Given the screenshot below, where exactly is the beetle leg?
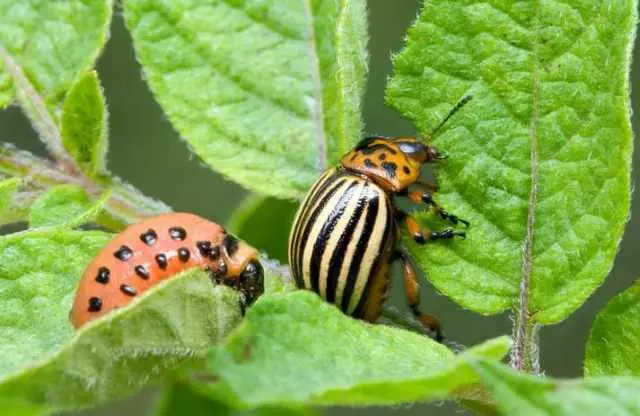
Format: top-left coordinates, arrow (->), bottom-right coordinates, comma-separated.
396,210 -> 466,244
405,187 -> 469,228
395,250 -> 443,342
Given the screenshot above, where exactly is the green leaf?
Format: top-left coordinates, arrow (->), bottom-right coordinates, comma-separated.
61,70 -> 108,178
206,291 -> 511,408
584,280 -> 640,376
0,177 -> 22,224
155,380 -> 318,416
472,360 -> 640,415
387,0 -> 636,325
227,195 -> 299,264
0,229 -> 244,411
0,1 -> 113,111
28,185 -> 111,228
0,229 -> 111,379
124,0 -> 368,199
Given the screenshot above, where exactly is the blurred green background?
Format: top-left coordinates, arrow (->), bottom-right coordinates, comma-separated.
1,1 -> 638,415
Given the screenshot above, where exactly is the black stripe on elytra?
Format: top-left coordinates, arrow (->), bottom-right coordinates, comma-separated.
294,176 -> 346,287
359,143 -> 398,155
325,182 -> 368,303
340,191 -> 380,313
353,196 -> 394,318
223,234 -> 239,256
291,170 -> 338,278
309,181 -> 359,293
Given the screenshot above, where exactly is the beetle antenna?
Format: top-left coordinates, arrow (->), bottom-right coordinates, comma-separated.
427,95 -> 473,138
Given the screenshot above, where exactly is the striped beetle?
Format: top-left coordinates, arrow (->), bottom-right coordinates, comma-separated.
288,97 -> 471,341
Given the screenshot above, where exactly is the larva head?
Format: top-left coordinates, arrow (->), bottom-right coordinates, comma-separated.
217,234 -> 264,307
340,136 -> 438,192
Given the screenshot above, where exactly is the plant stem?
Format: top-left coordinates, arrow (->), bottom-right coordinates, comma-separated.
0,143 -> 171,229
510,314 -> 540,373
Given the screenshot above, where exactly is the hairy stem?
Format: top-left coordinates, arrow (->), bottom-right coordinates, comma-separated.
0,143 -> 171,229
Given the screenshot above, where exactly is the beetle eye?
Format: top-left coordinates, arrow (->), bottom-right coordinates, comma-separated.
240,261 -> 264,287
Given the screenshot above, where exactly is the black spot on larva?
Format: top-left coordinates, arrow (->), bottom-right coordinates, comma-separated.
403,166 -> 411,175
120,284 -> 137,296
155,253 -> 168,269
114,245 -> 133,261
381,161 -> 398,179
135,265 -> 150,280
223,234 -> 239,256
378,153 -> 387,161
88,297 -> 102,312
364,158 -> 377,168
169,226 -> 187,240
209,246 -> 221,260
178,247 -> 190,262
95,267 -> 110,284
196,241 -> 212,256
140,229 -> 158,245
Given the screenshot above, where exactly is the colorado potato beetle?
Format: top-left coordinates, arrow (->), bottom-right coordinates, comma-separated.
71,213 -> 264,328
288,97 -> 472,341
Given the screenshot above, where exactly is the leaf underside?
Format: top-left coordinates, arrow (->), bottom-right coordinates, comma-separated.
388,0 -> 636,323
473,360 -> 640,415
206,291 -> 511,408
584,280 -> 640,376
124,0 -> 368,199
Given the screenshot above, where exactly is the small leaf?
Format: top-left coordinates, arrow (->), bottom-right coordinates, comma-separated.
0,177 -> 22,224
387,0 -> 637,325
0,1 -> 114,111
155,380 -> 318,416
227,195 -> 298,264
472,360 -> 640,415
585,280 -> 640,376
206,291 -> 511,408
28,185 -> 111,228
61,70 -> 108,178
124,0 -> 368,199
0,229 -> 244,412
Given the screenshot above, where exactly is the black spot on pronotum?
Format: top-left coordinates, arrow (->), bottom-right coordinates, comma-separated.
155,253 -> 168,270
95,267 -> 110,284
178,247 -> 190,262
403,166 -> 411,175
223,234 -> 239,256
114,245 -> 133,261
140,229 -> 158,245
364,158 -> 377,168
209,246 -> 221,260
120,284 -> 137,296
381,161 -> 398,179
169,226 -> 187,240
88,297 -> 102,312
135,265 -> 150,280
196,241 -> 211,256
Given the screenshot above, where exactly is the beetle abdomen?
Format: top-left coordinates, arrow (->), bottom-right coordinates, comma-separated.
288,168 -> 394,317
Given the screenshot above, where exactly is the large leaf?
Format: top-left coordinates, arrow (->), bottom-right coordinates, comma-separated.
472,360 -> 640,415
585,280 -> 640,376
61,70 -> 109,178
227,195 -> 298,264
0,229 -> 245,412
387,0 -> 636,325
0,0 -> 113,111
124,0 -> 368,199
205,291 -> 511,408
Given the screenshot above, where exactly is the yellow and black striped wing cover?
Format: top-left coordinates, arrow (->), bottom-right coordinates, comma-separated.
288,168 -> 394,318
